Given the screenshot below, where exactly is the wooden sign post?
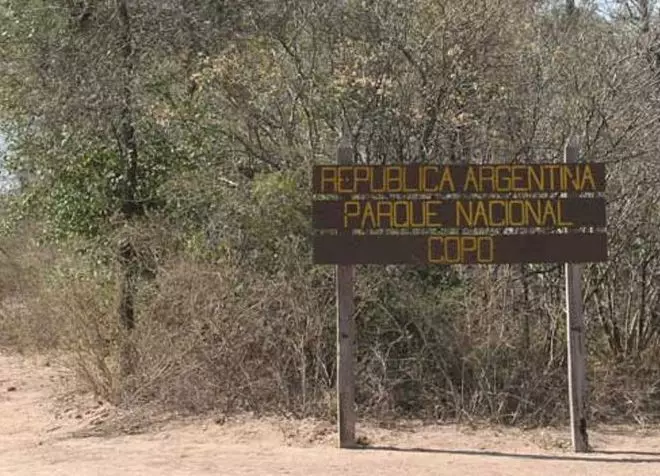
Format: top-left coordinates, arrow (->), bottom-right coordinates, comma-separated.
336,129 -> 356,448
564,138 -> 589,452
312,152 -> 607,452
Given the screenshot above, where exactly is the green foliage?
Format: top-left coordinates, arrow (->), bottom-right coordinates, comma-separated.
158,165 -> 310,273
35,148 -> 121,240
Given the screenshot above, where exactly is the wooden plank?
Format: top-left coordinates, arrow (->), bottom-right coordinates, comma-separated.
313,233 -> 608,265
312,197 -> 607,230
564,138 -> 590,452
312,163 -> 607,194
336,128 -> 356,448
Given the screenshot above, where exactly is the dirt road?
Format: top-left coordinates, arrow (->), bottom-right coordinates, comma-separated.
2,352 -> 660,475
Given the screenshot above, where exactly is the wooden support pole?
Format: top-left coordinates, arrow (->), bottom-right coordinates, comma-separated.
336,127 -> 356,448
564,137 -> 589,453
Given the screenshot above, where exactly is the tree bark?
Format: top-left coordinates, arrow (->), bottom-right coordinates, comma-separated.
566,0 -> 575,16
117,0 -> 140,381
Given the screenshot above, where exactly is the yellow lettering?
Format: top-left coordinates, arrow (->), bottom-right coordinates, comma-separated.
478,237 -> 495,263
337,166 -> 353,193
425,201 -> 443,227
443,237 -> 461,264
529,166 -> 543,192
481,166 -> 496,192
581,164 -> 596,191
463,237 -> 477,256
371,167 -> 386,193
537,199 -> 573,226
402,167 -> 417,192
408,201 -> 425,228
557,200 -> 572,226
361,202 -> 376,228
440,167 -> 456,192
541,200 -> 558,226
455,201 -> 473,227
525,200 -> 542,226
547,165 -> 560,191
320,167 -> 337,194
427,236 -> 496,264
344,201 -> 360,228
393,201 -> 411,228
376,202 -> 393,227
386,167 -> 403,192
464,167 -> 479,192
511,166 -> 528,191
473,201 -> 489,226
508,200 -> 526,226
354,167 -> 370,193
488,200 -> 507,226
422,166 -> 438,192
494,165 -> 509,191
322,164 -> 600,195
428,236 -> 442,263
562,166 -> 580,192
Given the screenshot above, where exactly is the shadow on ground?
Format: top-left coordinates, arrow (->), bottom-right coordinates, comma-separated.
357,446 -> 660,464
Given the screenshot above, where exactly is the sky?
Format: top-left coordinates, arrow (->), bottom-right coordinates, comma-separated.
0,134 -> 17,192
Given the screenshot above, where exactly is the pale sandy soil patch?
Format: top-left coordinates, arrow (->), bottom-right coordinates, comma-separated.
1,351 -> 660,475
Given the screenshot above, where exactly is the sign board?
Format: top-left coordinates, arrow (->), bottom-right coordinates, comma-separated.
311,163 -> 607,265
321,138 -> 601,453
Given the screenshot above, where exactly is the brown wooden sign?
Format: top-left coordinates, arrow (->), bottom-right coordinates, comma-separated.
311,161 -> 608,265
313,197 -> 606,230
321,141 -> 603,450
313,163 -> 607,195
313,233 -> 608,265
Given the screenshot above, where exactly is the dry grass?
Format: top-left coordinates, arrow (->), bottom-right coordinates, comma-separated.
123,258 -> 336,416
0,230 -> 61,350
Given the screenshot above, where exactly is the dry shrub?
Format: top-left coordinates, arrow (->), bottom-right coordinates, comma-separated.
47,275 -> 118,400
122,258 -> 336,417
591,357 -> 660,425
0,228 -> 61,349
351,265 -> 570,426
0,226 -> 118,400
5,221 -> 660,428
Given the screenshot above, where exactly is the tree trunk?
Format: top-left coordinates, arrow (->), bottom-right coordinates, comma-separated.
118,236 -> 137,383
566,0 -> 575,16
117,0 -> 140,381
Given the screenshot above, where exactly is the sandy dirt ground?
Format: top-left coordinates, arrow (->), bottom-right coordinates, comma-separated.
2,352 -> 660,475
